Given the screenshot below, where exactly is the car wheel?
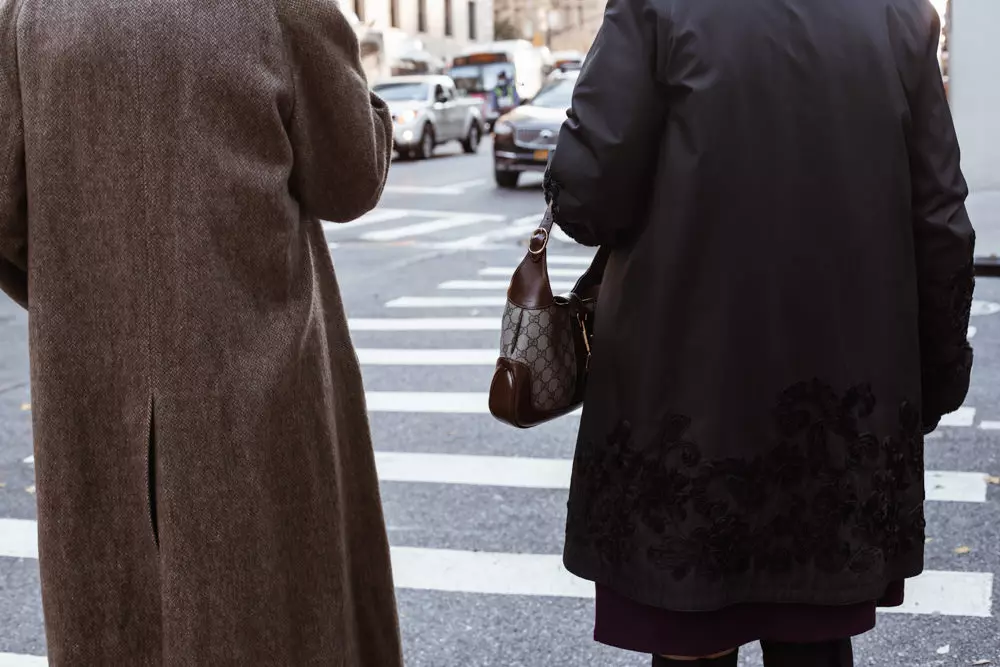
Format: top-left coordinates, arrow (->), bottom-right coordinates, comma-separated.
416,125 -> 435,160
494,169 -> 519,189
461,123 -> 482,154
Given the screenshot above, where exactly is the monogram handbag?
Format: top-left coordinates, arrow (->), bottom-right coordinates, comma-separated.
488,207 -> 609,428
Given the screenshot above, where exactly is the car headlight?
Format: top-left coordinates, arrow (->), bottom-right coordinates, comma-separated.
394,109 -> 419,125
493,120 -> 514,136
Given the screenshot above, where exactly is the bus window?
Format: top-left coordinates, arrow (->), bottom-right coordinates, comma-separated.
450,62 -> 515,95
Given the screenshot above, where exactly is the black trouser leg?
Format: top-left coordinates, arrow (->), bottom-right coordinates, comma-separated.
652,650 -> 739,666
760,638 -> 853,667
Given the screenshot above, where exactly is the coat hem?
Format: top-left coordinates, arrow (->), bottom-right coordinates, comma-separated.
564,550 -> 923,612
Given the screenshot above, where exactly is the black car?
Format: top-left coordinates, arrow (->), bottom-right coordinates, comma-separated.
491,71 -> 578,189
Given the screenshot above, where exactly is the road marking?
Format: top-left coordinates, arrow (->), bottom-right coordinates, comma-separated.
323,209 -> 410,229
924,471 -> 990,502
348,318 -> 499,331
361,214 -> 486,242
938,407 -> 976,427
547,255 -> 594,265
383,179 -> 489,196
479,267 -> 584,278
441,223 -> 538,249
0,653 -> 47,667
374,452 -> 987,502
385,296 -> 508,308
2,508 -> 993,618
979,421 -> 1000,430
375,452 -> 571,488
443,178 -> 490,190
879,570 -> 993,617
22,455 -> 32,465
968,326 -> 977,339
971,301 -> 1000,316
382,185 -> 468,195
328,243 -> 339,249
438,279 -> 575,291
390,546 -> 594,598
357,349 -> 496,365
0,519 -> 39,559
366,391 -> 500,414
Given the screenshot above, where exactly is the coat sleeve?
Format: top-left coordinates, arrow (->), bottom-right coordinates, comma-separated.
279,0 -> 393,223
904,11 -> 975,430
0,0 -> 28,309
542,0 -> 667,247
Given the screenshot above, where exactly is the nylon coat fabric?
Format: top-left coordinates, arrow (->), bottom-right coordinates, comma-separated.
0,0 -> 401,664
545,0 -> 975,612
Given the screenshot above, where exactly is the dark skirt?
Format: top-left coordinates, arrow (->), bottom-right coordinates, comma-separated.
594,581 -> 905,656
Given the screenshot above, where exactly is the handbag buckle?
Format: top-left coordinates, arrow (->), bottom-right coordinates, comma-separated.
528,227 -> 549,255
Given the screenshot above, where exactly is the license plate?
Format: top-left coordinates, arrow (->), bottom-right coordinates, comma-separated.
533,149 -> 550,162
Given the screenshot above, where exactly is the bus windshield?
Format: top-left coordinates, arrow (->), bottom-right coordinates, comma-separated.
449,62 -> 515,94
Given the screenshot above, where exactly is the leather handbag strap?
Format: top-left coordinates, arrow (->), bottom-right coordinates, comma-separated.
533,206 -> 609,296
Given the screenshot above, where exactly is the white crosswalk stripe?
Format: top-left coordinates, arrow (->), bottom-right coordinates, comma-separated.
347,318 -> 499,331
319,207 -> 576,247
386,296 -> 508,308
357,349 -> 496,365
0,653 -> 47,666
2,249 -> 996,663
1,517 -> 992,618
374,451 -> 992,502
479,267 -> 585,277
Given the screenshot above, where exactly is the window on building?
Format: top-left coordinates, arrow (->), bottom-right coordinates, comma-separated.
354,0 -> 364,22
444,0 -> 453,36
390,0 -> 399,28
467,1 -> 477,40
418,0 -> 427,32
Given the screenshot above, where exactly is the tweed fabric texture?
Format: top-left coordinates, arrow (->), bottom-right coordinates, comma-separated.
0,0 -> 400,665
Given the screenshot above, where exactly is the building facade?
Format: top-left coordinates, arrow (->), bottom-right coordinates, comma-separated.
343,0 -> 494,58
494,0 -> 606,51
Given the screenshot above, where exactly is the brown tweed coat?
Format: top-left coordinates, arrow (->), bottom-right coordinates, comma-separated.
0,0 -> 401,665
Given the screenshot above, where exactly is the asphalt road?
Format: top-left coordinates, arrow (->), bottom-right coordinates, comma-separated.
1,137 -> 998,666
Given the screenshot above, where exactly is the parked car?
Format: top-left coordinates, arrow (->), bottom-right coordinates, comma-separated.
372,75 -> 485,160
492,71 -> 578,188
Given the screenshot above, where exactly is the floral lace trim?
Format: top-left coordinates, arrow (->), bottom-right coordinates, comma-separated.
567,380 -> 925,580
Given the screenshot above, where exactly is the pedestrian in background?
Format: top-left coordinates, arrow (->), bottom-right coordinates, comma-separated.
0,0 -> 401,665
544,0 -> 974,665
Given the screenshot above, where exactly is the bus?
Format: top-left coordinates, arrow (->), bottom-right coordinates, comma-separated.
447,41 -> 547,127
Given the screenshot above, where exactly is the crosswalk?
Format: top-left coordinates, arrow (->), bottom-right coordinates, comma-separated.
323,207 -> 577,249
1,250 -> 998,663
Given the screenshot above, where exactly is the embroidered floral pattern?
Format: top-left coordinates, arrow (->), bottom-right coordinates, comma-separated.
566,380 -> 925,582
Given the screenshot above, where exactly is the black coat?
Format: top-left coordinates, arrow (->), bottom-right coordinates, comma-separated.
545,0 -> 975,611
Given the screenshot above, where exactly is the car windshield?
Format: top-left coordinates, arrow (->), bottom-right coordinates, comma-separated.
372,82 -> 429,101
449,63 -> 515,93
529,79 -> 575,109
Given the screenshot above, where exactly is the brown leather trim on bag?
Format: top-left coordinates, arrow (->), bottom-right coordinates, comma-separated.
489,357 -> 582,429
508,218 -> 555,309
